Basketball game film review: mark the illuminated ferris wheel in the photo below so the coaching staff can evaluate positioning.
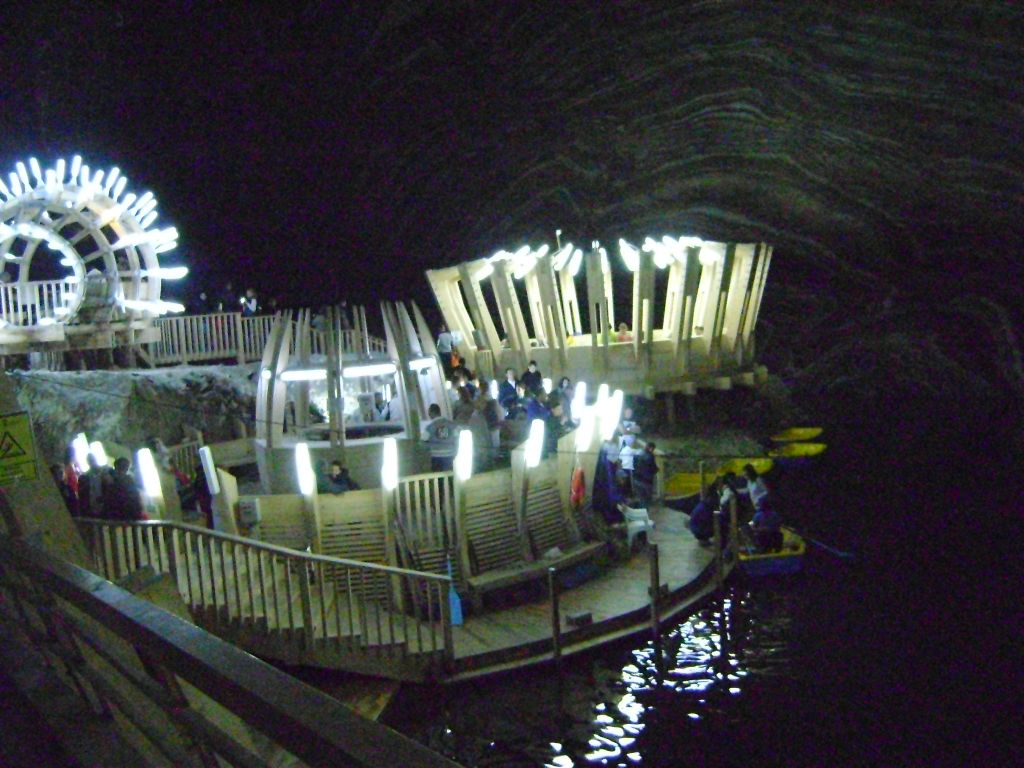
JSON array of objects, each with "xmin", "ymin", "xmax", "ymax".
[{"xmin": 0, "ymin": 155, "xmax": 186, "ymax": 330}]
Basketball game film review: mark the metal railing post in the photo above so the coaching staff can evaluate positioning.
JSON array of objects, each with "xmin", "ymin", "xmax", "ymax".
[
  {"xmin": 649, "ymin": 543, "xmax": 661, "ymax": 643},
  {"xmin": 713, "ymin": 510, "xmax": 724, "ymax": 585},
  {"xmin": 548, "ymin": 566, "xmax": 561, "ymax": 672}
]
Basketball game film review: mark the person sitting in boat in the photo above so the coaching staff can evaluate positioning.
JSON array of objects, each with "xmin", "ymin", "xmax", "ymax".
[
  {"xmin": 742, "ymin": 464, "xmax": 769, "ymax": 509},
  {"xmin": 751, "ymin": 495, "xmax": 783, "ymax": 552}
]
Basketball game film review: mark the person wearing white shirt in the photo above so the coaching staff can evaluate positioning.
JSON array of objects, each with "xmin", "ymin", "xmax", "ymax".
[
  {"xmin": 742, "ymin": 464, "xmax": 770, "ymax": 509},
  {"xmin": 436, "ymin": 325, "xmax": 454, "ymax": 374}
]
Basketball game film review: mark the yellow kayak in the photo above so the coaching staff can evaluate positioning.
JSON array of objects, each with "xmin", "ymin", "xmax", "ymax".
[
  {"xmin": 718, "ymin": 457, "xmax": 774, "ymax": 477},
  {"xmin": 664, "ymin": 472, "xmax": 705, "ymax": 499},
  {"xmin": 770, "ymin": 427, "xmax": 823, "ymax": 442},
  {"xmin": 768, "ymin": 442, "xmax": 827, "ymax": 462}
]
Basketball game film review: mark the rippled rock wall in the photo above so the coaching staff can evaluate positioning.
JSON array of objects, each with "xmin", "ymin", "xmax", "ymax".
[{"xmin": 345, "ymin": 1, "xmax": 1022, "ymax": 431}]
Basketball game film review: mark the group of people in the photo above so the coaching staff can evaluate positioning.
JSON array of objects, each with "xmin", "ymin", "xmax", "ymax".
[
  {"xmin": 421, "ymin": 360, "xmax": 584, "ymax": 472},
  {"xmin": 688, "ymin": 464, "xmax": 782, "ymax": 551},
  {"xmin": 51, "ymin": 439, "xmax": 213, "ymax": 525},
  {"xmin": 601, "ymin": 407, "xmax": 659, "ymax": 507},
  {"xmin": 189, "ymin": 281, "xmax": 269, "ymax": 317}
]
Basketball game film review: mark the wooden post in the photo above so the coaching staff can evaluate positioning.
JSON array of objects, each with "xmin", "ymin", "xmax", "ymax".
[
  {"xmin": 233, "ymin": 312, "xmax": 245, "ymax": 364},
  {"xmin": 298, "ymin": 566, "xmax": 315, "ymax": 650},
  {"xmin": 648, "ymin": 543, "xmax": 661, "ymax": 644},
  {"xmin": 699, "ymin": 460, "xmax": 706, "ymax": 498},
  {"xmin": 439, "ymin": 579, "xmax": 454, "ymax": 674},
  {"xmin": 729, "ymin": 497, "xmax": 739, "ymax": 563},
  {"xmin": 548, "ymin": 567, "xmax": 561, "ymax": 674},
  {"xmin": 712, "ymin": 510, "xmax": 724, "ymax": 585}
]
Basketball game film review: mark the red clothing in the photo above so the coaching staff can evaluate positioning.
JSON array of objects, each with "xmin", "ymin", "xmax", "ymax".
[{"xmin": 63, "ymin": 463, "xmax": 80, "ymax": 497}]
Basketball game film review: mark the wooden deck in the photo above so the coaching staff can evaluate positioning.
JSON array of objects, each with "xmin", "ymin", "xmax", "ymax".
[
  {"xmin": 448, "ymin": 505, "xmax": 720, "ymax": 678},
  {"xmin": 79, "ymin": 505, "xmax": 727, "ymax": 683}
]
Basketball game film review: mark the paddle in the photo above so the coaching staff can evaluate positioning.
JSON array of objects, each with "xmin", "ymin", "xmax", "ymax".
[{"xmin": 797, "ymin": 531, "xmax": 855, "ymax": 561}]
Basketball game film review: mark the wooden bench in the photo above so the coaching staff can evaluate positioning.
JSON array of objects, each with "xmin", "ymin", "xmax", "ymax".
[
  {"xmin": 465, "ymin": 540, "xmax": 603, "ymax": 608},
  {"xmin": 463, "ymin": 474, "xmax": 603, "ymax": 611}
]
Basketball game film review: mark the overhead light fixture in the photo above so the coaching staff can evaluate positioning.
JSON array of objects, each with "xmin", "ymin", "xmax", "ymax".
[
  {"xmin": 280, "ymin": 368, "xmax": 328, "ymax": 382},
  {"xmin": 619, "ymin": 239, "xmax": 640, "ymax": 272},
  {"xmin": 342, "ymin": 362, "xmax": 397, "ymax": 379}
]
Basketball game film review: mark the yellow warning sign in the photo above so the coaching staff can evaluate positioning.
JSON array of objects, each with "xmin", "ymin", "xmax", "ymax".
[{"xmin": 0, "ymin": 411, "xmax": 37, "ymax": 483}]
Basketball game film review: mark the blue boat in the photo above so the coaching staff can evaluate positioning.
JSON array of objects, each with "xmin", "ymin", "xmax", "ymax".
[{"xmin": 737, "ymin": 527, "xmax": 806, "ymax": 576}]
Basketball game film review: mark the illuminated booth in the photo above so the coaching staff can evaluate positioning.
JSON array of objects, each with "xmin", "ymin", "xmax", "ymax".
[
  {"xmin": 426, "ymin": 236, "xmax": 772, "ymax": 397},
  {"xmin": 253, "ymin": 302, "xmax": 449, "ymax": 493},
  {"xmin": 0, "ymin": 156, "xmax": 187, "ymax": 359}
]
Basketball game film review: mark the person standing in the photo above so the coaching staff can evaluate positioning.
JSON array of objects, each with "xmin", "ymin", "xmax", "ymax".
[
  {"xmin": 520, "ymin": 360, "xmax": 543, "ymax": 396},
  {"xmin": 241, "ymin": 288, "xmax": 259, "ymax": 316},
  {"xmin": 422, "ymin": 403, "xmax": 459, "ymax": 471},
  {"xmin": 106, "ymin": 457, "xmax": 145, "ymax": 521},
  {"xmin": 78, "ymin": 453, "xmax": 111, "ymax": 518},
  {"xmin": 632, "ymin": 441, "xmax": 659, "ymax": 506},
  {"xmin": 436, "ymin": 324, "xmax": 454, "ymax": 375},
  {"xmin": 498, "ymin": 368, "xmax": 518, "ymax": 412}
]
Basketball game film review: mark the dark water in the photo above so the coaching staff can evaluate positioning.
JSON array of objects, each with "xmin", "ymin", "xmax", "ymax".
[{"xmin": 384, "ymin": 426, "xmax": 1014, "ymax": 767}]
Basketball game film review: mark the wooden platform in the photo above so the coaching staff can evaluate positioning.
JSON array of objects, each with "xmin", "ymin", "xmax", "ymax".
[{"xmin": 447, "ymin": 504, "xmax": 720, "ymax": 679}]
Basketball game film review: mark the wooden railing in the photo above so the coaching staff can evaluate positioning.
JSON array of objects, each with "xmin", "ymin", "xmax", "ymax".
[
  {"xmin": 395, "ymin": 472, "xmax": 458, "ymax": 579},
  {"xmin": 0, "ymin": 278, "xmax": 78, "ymax": 326},
  {"xmin": 166, "ymin": 438, "xmax": 203, "ymax": 477},
  {"xmin": 0, "ymin": 533, "xmax": 460, "ymax": 768},
  {"xmin": 148, "ymin": 312, "xmax": 388, "ymax": 366},
  {"xmin": 76, "ymin": 519, "xmax": 454, "ymax": 671}
]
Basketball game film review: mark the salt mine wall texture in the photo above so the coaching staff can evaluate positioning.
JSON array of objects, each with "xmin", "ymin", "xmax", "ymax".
[{"xmin": 5, "ymin": 2, "xmax": 1022, "ymax": 434}]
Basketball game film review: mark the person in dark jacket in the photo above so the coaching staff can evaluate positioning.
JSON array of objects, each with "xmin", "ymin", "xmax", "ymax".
[
  {"xmin": 106, "ymin": 457, "xmax": 145, "ymax": 521},
  {"xmin": 324, "ymin": 461, "xmax": 360, "ymax": 494},
  {"xmin": 632, "ymin": 441, "xmax": 659, "ymax": 506},
  {"xmin": 78, "ymin": 454, "xmax": 112, "ymax": 518},
  {"xmin": 520, "ymin": 360, "xmax": 543, "ymax": 396},
  {"xmin": 497, "ymin": 368, "xmax": 519, "ymax": 412}
]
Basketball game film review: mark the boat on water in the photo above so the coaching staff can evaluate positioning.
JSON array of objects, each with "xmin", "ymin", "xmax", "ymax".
[
  {"xmin": 768, "ymin": 441, "xmax": 827, "ymax": 466},
  {"xmin": 770, "ymin": 426, "xmax": 823, "ymax": 442},
  {"xmin": 737, "ymin": 526, "xmax": 806, "ymax": 576}
]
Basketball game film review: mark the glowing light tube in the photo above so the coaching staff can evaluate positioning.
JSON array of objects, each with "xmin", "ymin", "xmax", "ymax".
[
  {"xmin": 600, "ymin": 389, "xmax": 624, "ymax": 442},
  {"xmin": 381, "ymin": 437, "xmax": 399, "ymax": 492},
  {"xmin": 136, "ymin": 448, "xmax": 163, "ymax": 503},
  {"xmin": 280, "ymin": 368, "xmax": 328, "ymax": 382},
  {"xmin": 454, "ymin": 429, "xmax": 473, "ymax": 482},
  {"xmin": 571, "ymin": 381, "xmax": 587, "ymax": 421},
  {"xmin": 88, "ymin": 441, "xmax": 108, "ymax": 467},
  {"xmin": 575, "ymin": 406, "xmax": 596, "ymax": 452},
  {"xmin": 525, "ymin": 419, "xmax": 545, "ymax": 468},
  {"xmin": 342, "ymin": 362, "xmax": 398, "ymax": 379},
  {"xmin": 71, "ymin": 433, "xmax": 90, "ymax": 473},
  {"xmin": 542, "ymin": 377, "xmax": 552, "ymax": 394},
  {"xmin": 295, "ymin": 442, "xmax": 316, "ymax": 497},
  {"xmin": 198, "ymin": 446, "xmax": 220, "ymax": 495}
]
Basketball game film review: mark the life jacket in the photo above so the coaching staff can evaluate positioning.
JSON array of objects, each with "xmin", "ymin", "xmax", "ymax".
[{"xmin": 571, "ymin": 466, "xmax": 586, "ymax": 507}]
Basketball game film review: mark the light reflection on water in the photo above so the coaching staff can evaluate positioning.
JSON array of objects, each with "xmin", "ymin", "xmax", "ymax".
[{"xmin": 386, "ymin": 582, "xmax": 798, "ymax": 767}]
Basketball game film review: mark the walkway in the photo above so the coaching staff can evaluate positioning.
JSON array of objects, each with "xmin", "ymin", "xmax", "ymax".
[{"xmin": 450, "ymin": 506, "xmax": 716, "ymax": 677}]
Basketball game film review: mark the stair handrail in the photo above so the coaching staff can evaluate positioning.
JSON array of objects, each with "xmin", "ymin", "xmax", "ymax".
[{"xmin": 76, "ymin": 517, "xmax": 451, "ymax": 584}]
